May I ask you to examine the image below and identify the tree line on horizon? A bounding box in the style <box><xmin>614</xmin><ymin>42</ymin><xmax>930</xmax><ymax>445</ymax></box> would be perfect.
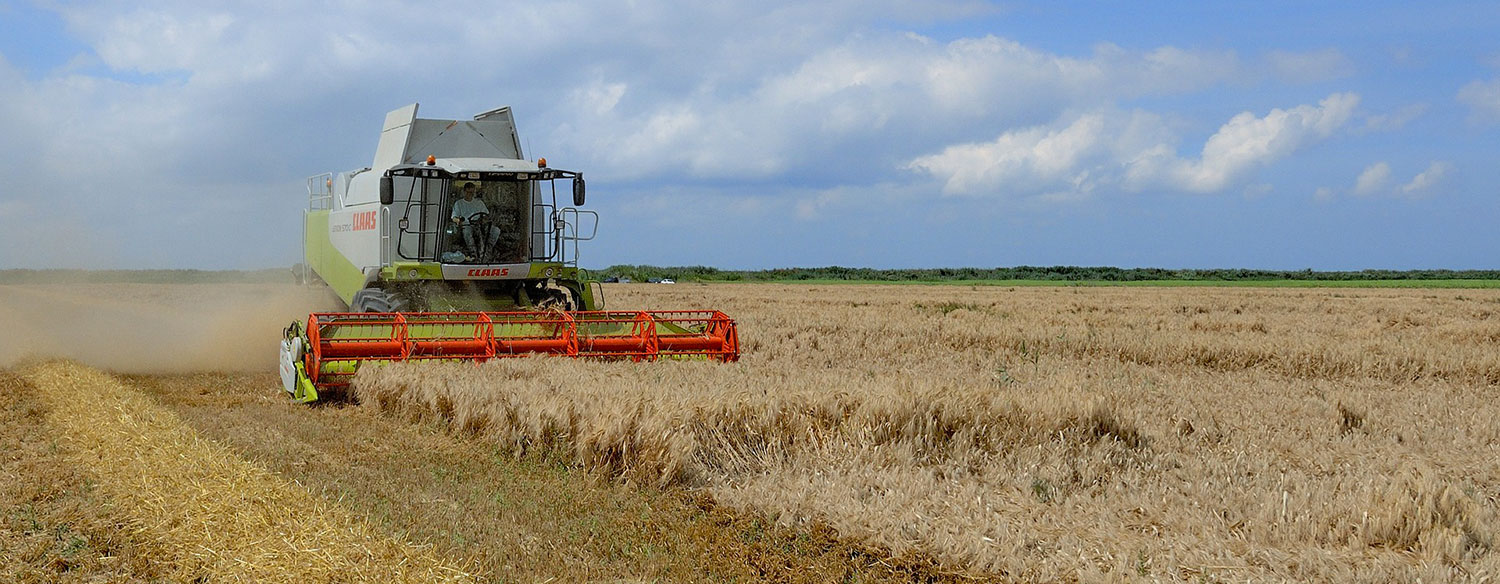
<box><xmin>593</xmin><ymin>265</ymin><xmax>1500</xmax><ymax>283</ymax></box>
<box><xmin>2</xmin><ymin>266</ymin><xmax>1497</xmax><ymax>285</ymax></box>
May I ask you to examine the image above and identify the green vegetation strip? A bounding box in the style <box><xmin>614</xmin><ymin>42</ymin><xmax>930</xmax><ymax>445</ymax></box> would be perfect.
<box><xmin>597</xmin><ymin>265</ymin><xmax>1500</xmax><ymax>287</ymax></box>
<box><xmin>738</xmin><ymin>278</ymin><xmax>1500</xmax><ymax>288</ymax></box>
<box><xmin>7</xmin><ymin>267</ymin><xmax>1498</xmax><ymax>288</ymax></box>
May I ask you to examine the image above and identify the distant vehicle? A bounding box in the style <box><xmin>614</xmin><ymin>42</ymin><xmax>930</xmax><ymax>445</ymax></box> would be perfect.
<box><xmin>660</xmin><ymin>278</ymin><xmax>676</xmax><ymax>284</ymax></box>
<box><xmin>602</xmin><ymin>277</ymin><xmax>619</xmax><ymax>283</ymax></box>
<box><xmin>619</xmin><ymin>278</ymin><xmax>631</xmax><ymax>283</ymax></box>
<box><xmin>647</xmin><ymin>278</ymin><xmax>662</xmax><ymax>284</ymax></box>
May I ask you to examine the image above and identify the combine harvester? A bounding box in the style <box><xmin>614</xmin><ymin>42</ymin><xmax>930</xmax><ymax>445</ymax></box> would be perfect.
<box><xmin>279</xmin><ymin>104</ymin><xmax>738</xmax><ymax>402</ymax></box>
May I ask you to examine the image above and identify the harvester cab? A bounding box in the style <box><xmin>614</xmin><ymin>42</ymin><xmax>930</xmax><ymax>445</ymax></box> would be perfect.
<box><xmin>280</xmin><ymin>103</ymin><xmax>738</xmax><ymax>402</ymax></box>
<box><xmin>298</xmin><ymin>104</ymin><xmax>599</xmax><ymax>313</ymax></box>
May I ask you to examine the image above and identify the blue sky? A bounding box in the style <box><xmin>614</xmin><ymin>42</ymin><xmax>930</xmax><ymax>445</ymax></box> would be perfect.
<box><xmin>0</xmin><ymin>1</ymin><xmax>1496</xmax><ymax>270</ymax></box>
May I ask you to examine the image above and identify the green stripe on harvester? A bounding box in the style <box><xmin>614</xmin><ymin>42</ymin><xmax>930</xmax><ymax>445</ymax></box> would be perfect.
<box><xmin>305</xmin><ymin>211</ymin><xmax>369</xmax><ymax>306</ymax></box>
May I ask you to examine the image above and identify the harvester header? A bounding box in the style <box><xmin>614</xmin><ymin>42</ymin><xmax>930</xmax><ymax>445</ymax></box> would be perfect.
<box><xmin>279</xmin><ymin>103</ymin><xmax>738</xmax><ymax>402</ymax></box>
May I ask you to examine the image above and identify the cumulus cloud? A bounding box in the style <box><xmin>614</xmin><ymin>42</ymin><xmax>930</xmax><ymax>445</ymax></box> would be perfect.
<box><xmin>575</xmin><ymin>80</ymin><xmax>627</xmax><ymax>116</ymax></box>
<box><xmin>0</xmin><ymin>1</ymin><xmax>1468</xmax><ymax>269</ymax></box>
<box><xmin>1354</xmin><ymin>162</ymin><xmax>1391</xmax><ymax>195</ymax></box>
<box><xmin>5</xmin><ymin>3</ymin><xmax>1340</xmax><ymax>191</ymax></box>
<box><xmin>1458</xmin><ymin>79</ymin><xmax>1500</xmax><ymax>124</ymax></box>
<box><xmin>907</xmin><ymin>114</ymin><xmax>1111</xmax><ymax>196</ymax></box>
<box><xmin>915</xmin><ymin>38</ymin><xmax>1240</xmax><ymax>117</ymax></box>
<box><xmin>1358</xmin><ymin>103</ymin><xmax>1427</xmax><ymax>133</ymax></box>
<box><xmin>1139</xmin><ymin>93</ymin><xmax>1359</xmax><ymax>193</ymax></box>
<box><xmin>1399</xmin><ymin>161</ymin><xmax>1453</xmax><ymax>197</ymax></box>
<box><xmin>1330</xmin><ymin>160</ymin><xmax>1452</xmax><ymax>200</ymax></box>
<box><xmin>909</xmin><ymin>93</ymin><xmax>1360</xmax><ymax>198</ymax></box>
<box><xmin>555</xmin><ymin>33</ymin><xmax>1255</xmax><ymax>182</ymax></box>
<box><xmin>795</xmin><ymin>190</ymin><xmax>851</xmax><ymax>220</ymax></box>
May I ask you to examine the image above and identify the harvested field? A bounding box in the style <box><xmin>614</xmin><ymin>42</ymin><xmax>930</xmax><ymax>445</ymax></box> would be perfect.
<box><xmin>1</xmin><ymin>370</ymin><xmax>164</xmax><ymax>583</ymax></box>
<box><xmin>17</xmin><ymin>360</ymin><xmax>474</xmax><ymax>583</ymax></box>
<box><xmin>360</xmin><ymin>283</ymin><xmax>1500</xmax><ymax>582</ymax></box>
<box><xmin>0</xmin><ymin>282</ymin><xmax>959</xmax><ymax>582</ymax></box>
<box><xmin>4</xmin><ymin>281</ymin><xmax>1500</xmax><ymax>582</ymax></box>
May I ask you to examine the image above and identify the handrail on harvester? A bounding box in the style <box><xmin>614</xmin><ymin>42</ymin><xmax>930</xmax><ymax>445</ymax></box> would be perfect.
<box><xmin>303</xmin><ymin>310</ymin><xmax>739</xmax><ymax>389</ymax></box>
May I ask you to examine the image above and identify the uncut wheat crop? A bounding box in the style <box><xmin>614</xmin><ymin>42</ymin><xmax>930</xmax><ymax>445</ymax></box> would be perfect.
<box><xmin>356</xmin><ymin>284</ymin><xmax>1500</xmax><ymax>582</ymax></box>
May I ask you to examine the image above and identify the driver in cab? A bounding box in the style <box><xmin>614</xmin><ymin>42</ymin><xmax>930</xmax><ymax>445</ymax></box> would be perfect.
<box><xmin>451</xmin><ymin>181</ymin><xmax>502</xmax><ymax>260</ymax></box>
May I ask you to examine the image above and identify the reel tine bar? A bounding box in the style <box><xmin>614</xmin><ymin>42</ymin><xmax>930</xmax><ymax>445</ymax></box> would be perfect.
<box><xmin>304</xmin><ymin>310</ymin><xmax>738</xmax><ymax>389</ymax></box>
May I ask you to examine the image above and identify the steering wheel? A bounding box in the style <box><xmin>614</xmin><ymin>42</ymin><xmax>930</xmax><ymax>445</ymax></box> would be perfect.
<box><xmin>461</xmin><ymin>212</ymin><xmax>494</xmax><ymax>260</ymax></box>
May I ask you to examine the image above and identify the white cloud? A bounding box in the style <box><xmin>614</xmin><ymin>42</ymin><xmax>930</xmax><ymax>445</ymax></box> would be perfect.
<box><xmin>575</xmin><ymin>80</ymin><xmax>627</xmax><ymax>116</ymax></box>
<box><xmin>1334</xmin><ymin>160</ymin><xmax>1453</xmax><ymax>200</ymax></box>
<box><xmin>1458</xmin><ymin>79</ymin><xmax>1500</xmax><ymax>124</ymax></box>
<box><xmin>0</xmin><ymin>2</ymin><xmax>1469</xmax><ymax>269</ymax></box>
<box><xmin>1354</xmin><ymin>162</ymin><xmax>1391</xmax><ymax>195</ymax></box>
<box><xmin>916</xmin><ymin>38</ymin><xmax>1240</xmax><ymax>117</ymax></box>
<box><xmin>906</xmin><ymin>93</ymin><xmax>1360</xmax><ymax>199</ymax></box>
<box><xmin>1150</xmin><ymin>93</ymin><xmax>1359</xmax><ymax>193</ymax></box>
<box><xmin>795</xmin><ymin>191</ymin><xmax>847</xmax><ymax>220</ymax></box>
<box><xmin>1399</xmin><ymin>161</ymin><xmax>1453</xmax><ymax>197</ymax></box>
<box><xmin>907</xmin><ymin>114</ymin><xmax>1110</xmax><ymax>196</ymax></box>
<box><xmin>1359</xmin><ymin>103</ymin><xmax>1427</xmax><ymax>133</ymax></box>
<box><xmin>556</xmin><ymin>33</ymin><xmax>1256</xmax><ymax>181</ymax></box>
<box><xmin>8</xmin><ymin>3</ymin><xmax>1291</xmax><ymax>189</ymax></box>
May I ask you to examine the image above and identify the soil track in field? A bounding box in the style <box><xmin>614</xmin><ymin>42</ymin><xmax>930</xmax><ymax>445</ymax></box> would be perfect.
<box><xmin>18</xmin><ymin>361</ymin><xmax>473</xmax><ymax>583</ymax></box>
<box><xmin>126</xmin><ymin>370</ymin><xmax>957</xmax><ymax>583</ymax></box>
<box><xmin>1</xmin><ymin>370</ymin><xmax>165</xmax><ymax>583</ymax></box>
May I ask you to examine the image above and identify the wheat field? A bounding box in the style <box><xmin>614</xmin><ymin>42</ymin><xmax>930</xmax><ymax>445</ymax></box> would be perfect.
<box><xmin>4</xmin><ymin>281</ymin><xmax>1499</xmax><ymax>582</ymax></box>
<box><xmin>357</xmin><ymin>283</ymin><xmax>1500</xmax><ymax>582</ymax></box>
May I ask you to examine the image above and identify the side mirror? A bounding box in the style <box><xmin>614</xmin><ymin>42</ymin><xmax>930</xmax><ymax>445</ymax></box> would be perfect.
<box><xmin>572</xmin><ymin>175</ymin><xmax>586</xmax><ymax>207</ymax></box>
<box><xmin>379</xmin><ymin>176</ymin><xmax>394</xmax><ymax>205</ymax></box>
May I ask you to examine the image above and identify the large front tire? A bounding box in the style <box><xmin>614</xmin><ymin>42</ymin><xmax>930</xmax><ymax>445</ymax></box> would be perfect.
<box><xmin>529</xmin><ymin>282</ymin><xmax>579</xmax><ymax>311</ymax></box>
<box><xmin>350</xmin><ymin>288</ymin><xmax>410</xmax><ymax>313</ymax></box>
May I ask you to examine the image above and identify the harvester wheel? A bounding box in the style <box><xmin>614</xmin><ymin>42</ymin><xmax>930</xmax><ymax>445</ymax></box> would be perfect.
<box><xmin>528</xmin><ymin>282</ymin><xmax>578</xmax><ymax>311</ymax></box>
<box><xmin>350</xmin><ymin>288</ymin><xmax>410</xmax><ymax>313</ymax></box>
<box><xmin>535</xmin><ymin>290</ymin><xmax>573</xmax><ymax>311</ymax></box>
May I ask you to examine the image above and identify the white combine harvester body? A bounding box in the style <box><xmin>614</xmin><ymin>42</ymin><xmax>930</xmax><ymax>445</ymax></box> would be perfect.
<box><xmin>280</xmin><ymin>103</ymin><xmax>739</xmax><ymax>403</ymax></box>
<box><xmin>300</xmin><ymin>103</ymin><xmax>598</xmax><ymax>312</ymax></box>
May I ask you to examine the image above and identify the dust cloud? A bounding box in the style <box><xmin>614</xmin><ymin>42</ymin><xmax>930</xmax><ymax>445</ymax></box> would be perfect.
<box><xmin>0</xmin><ymin>283</ymin><xmax>344</xmax><ymax>373</ymax></box>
